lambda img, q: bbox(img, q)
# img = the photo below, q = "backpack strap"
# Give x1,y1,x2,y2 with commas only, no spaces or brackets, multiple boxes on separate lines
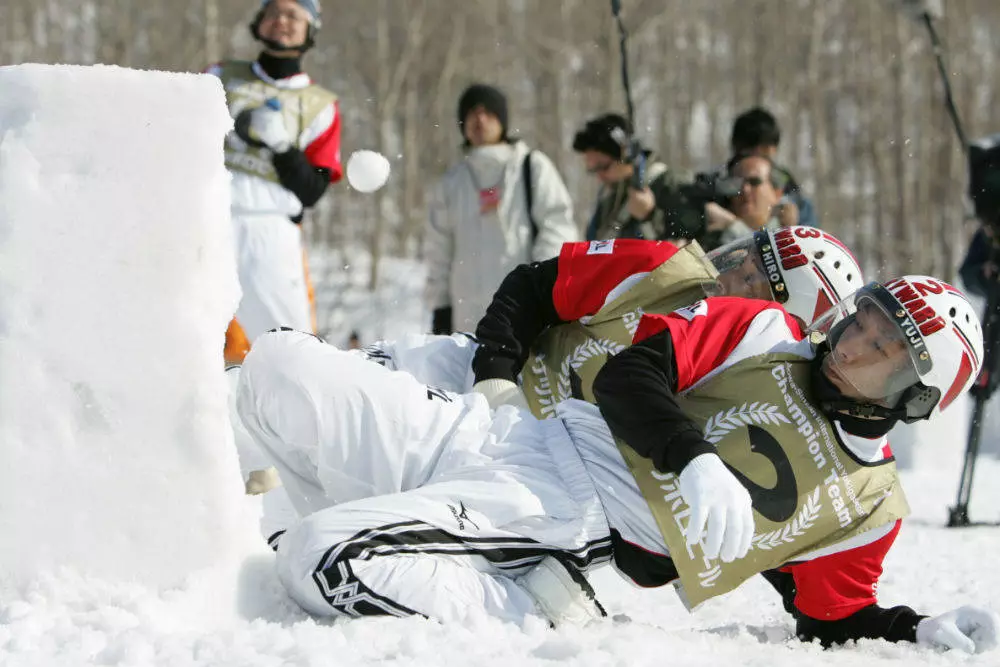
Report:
522,151,539,243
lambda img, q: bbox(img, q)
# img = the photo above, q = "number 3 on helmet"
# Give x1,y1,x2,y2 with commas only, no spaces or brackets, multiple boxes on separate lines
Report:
709,226,865,325
756,226,864,325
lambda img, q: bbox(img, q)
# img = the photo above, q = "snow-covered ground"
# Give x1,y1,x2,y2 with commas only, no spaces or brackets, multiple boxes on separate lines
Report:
1,64,999,667
2,424,998,667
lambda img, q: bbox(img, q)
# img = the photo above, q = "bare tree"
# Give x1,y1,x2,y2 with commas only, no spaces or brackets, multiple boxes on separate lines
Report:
3,0,999,289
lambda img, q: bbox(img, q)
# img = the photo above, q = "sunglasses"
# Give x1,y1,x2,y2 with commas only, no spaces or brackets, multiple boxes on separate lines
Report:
587,161,616,174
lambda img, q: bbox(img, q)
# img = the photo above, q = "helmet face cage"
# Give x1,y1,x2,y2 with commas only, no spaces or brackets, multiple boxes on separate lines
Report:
820,287,923,409
705,236,776,303
811,276,985,421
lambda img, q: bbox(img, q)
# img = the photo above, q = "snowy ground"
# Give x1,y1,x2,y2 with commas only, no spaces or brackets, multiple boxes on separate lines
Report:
2,408,998,667
2,63,999,667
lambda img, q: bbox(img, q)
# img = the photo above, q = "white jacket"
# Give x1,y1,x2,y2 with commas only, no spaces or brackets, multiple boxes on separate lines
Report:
423,141,578,332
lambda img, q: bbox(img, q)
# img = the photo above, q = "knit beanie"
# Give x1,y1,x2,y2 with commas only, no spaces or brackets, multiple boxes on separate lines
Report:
457,84,509,139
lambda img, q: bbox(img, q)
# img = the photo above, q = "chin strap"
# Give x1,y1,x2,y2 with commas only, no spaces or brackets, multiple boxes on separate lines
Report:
818,398,907,421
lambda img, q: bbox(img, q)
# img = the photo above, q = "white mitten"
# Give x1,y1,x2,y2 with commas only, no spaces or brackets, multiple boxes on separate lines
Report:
245,466,282,495
677,453,754,562
916,605,1000,653
248,100,292,153
472,378,530,411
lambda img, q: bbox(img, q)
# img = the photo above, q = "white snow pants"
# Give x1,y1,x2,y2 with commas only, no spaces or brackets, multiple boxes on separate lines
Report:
354,332,479,395
232,212,312,342
235,330,612,624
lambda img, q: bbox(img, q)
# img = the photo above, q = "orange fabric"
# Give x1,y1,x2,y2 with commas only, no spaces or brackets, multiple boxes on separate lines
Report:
224,318,252,365
303,248,318,334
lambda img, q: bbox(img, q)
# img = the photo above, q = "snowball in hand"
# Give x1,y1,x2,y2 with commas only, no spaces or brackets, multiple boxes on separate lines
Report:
346,150,391,193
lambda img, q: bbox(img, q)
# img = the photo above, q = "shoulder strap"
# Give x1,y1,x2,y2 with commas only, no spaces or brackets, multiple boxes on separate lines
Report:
522,151,539,243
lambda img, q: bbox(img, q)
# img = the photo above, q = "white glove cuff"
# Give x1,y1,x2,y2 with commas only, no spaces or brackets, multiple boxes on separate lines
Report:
679,452,724,479
473,378,528,411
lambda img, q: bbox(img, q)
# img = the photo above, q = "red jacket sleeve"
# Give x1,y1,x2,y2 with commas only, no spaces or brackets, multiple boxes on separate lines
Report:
552,239,681,321
303,100,343,183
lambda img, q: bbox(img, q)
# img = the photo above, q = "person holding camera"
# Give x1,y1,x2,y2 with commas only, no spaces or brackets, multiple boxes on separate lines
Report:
573,113,706,242
702,153,797,249
730,107,818,228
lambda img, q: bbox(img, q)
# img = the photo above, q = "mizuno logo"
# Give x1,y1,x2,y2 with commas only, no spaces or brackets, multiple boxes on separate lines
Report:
448,502,480,532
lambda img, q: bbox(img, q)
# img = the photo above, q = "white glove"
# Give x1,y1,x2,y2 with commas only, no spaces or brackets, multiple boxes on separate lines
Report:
472,378,530,412
916,605,1000,653
248,100,291,153
677,453,754,562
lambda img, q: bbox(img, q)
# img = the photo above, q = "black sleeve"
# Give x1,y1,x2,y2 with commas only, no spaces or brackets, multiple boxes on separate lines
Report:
761,568,925,647
432,306,453,335
592,328,715,474
272,148,331,209
472,258,564,383
958,230,991,298
797,605,925,647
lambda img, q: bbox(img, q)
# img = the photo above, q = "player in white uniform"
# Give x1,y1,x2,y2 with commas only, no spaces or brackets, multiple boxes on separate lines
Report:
207,0,341,350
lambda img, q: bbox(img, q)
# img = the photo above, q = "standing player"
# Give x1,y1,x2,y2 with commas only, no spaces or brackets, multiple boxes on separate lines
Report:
208,0,341,363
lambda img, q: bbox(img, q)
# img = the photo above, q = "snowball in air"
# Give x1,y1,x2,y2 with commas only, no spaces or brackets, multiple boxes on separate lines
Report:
346,150,391,193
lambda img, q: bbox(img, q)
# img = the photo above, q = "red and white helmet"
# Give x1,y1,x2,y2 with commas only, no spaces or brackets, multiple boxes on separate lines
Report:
810,275,984,421
707,226,864,325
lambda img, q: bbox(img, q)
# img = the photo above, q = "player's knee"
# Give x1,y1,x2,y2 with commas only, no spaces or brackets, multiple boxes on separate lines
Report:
276,519,422,620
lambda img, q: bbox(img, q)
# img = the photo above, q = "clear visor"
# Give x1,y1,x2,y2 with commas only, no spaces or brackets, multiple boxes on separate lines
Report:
705,236,774,302
811,292,921,406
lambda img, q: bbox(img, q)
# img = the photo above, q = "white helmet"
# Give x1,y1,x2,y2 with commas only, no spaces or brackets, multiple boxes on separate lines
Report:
810,275,984,421
707,226,864,325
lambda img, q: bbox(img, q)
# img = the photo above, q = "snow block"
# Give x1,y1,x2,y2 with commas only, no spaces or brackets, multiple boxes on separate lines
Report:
0,64,251,590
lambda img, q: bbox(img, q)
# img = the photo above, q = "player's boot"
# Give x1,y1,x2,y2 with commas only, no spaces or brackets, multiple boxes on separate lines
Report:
518,555,606,627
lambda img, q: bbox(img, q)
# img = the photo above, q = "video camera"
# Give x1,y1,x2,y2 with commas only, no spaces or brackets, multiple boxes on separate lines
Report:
681,171,743,210
670,171,743,249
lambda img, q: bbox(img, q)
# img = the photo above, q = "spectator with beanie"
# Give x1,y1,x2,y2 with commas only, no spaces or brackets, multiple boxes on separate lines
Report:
207,0,342,495
573,113,704,242
424,83,578,334
729,107,817,228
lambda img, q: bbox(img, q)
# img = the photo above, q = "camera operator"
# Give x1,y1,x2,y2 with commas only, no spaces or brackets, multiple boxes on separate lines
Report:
730,107,818,228
959,227,998,299
699,154,796,250
573,113,711,242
